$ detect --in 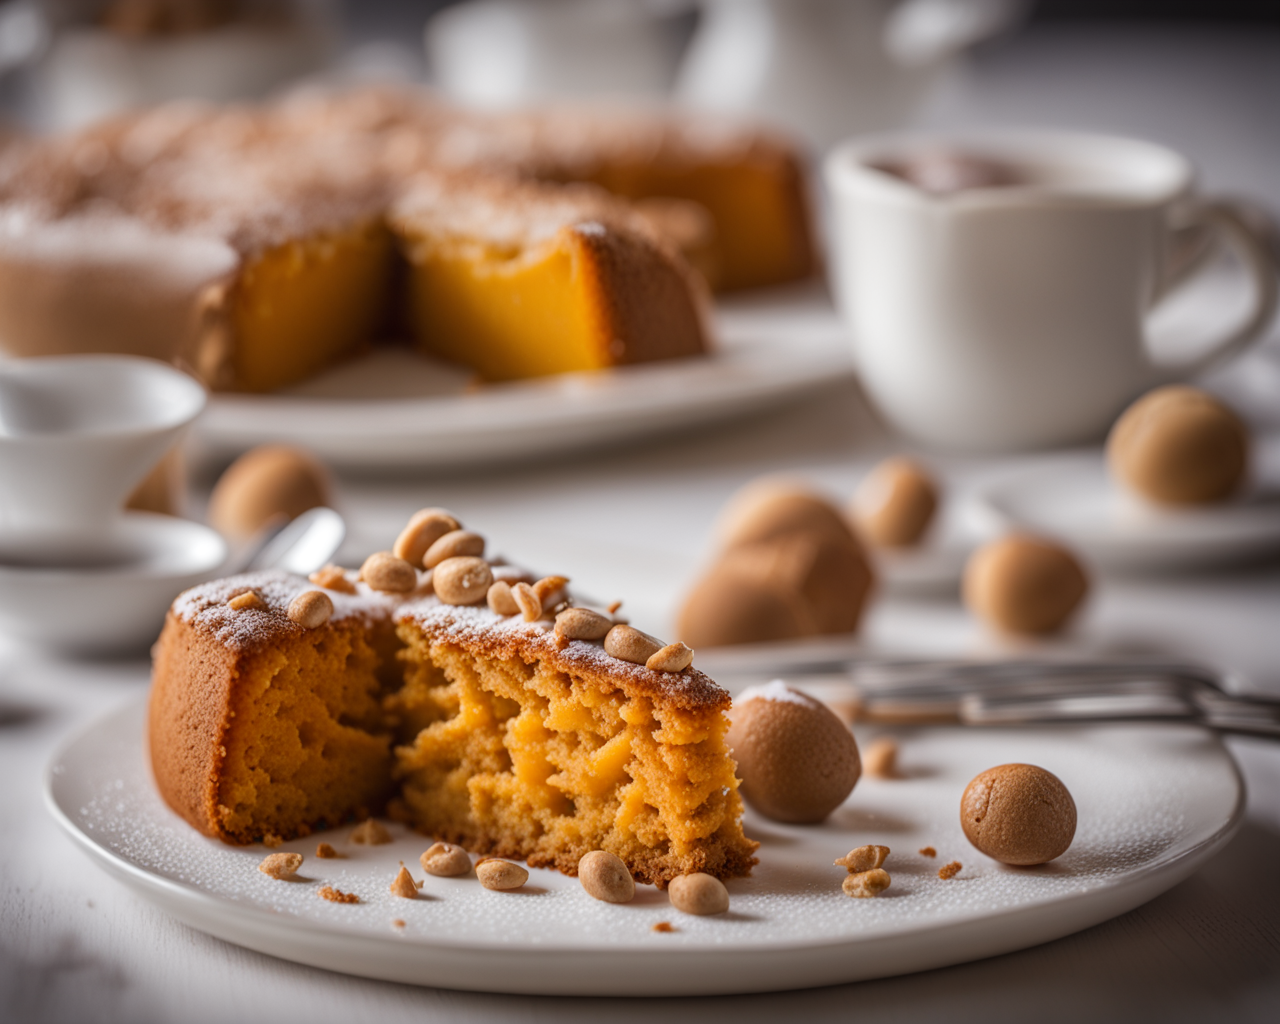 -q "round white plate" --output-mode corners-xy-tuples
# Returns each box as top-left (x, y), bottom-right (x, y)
(48, 698), (1242, 996)
(193, 289), (856, 470)
(974, 453), (1280, 572)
